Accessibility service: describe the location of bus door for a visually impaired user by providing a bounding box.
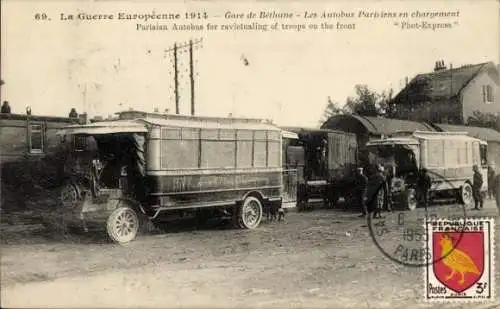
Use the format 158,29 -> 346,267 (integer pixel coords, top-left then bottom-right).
282,146 -> 304,208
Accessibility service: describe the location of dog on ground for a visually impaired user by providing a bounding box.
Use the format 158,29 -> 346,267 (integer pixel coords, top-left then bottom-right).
266,204 -> 285,222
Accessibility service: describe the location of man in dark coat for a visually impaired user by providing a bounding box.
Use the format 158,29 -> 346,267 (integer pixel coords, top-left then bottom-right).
494,173 -> 500,212
472,164 -> 484,210
369,165 -> 388,219
355,167 -> 368,217
1,101 -> 11,114
417,168 -> 432,211
69,108 -> 78,118
487,164 -> 496,199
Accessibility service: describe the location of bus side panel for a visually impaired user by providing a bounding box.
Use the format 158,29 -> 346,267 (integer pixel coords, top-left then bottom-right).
145,170 -> 282,208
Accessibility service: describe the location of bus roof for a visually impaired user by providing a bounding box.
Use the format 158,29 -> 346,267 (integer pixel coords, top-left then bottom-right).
281,130 -> 299,139
57,116 -> 280,136
366,130 -> 486,146
366,137 -> 419,146
139,116 -> 280,131
56,120 -> 148,135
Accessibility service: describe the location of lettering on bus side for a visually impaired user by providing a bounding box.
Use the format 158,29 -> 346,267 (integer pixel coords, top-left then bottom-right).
172,176 -> 188,192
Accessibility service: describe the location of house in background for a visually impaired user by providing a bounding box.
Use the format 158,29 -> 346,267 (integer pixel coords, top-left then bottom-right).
392,61 -> 500,125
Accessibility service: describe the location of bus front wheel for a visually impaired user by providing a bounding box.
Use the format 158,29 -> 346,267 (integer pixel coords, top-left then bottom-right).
237,196 -> 263,229
459,183 -> 473,206
106,206 -> 140,243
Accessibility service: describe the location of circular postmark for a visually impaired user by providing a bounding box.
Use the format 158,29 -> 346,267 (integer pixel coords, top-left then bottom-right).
367,169 -> 469,267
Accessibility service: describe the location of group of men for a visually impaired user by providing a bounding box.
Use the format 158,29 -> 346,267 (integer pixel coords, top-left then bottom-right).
353,163 -> 500,218
354,165 -> 390,219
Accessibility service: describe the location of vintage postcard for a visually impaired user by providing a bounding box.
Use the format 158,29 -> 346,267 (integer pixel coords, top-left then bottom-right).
1,0 -> 499,308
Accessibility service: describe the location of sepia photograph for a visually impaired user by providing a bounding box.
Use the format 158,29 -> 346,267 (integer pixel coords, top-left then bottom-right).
1,0 -> 499,308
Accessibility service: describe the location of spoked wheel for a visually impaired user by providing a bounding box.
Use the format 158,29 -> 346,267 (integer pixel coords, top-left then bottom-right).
106,205 -> 139,243
460,183 -> 473,206
237,196 -> 263,229
60,183 -> 80,208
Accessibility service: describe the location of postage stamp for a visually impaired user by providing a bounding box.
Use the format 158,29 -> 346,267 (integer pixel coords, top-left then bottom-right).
425,217 -> 495,301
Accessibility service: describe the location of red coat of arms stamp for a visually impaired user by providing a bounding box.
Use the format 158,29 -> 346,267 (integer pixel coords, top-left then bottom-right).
425,218 -> 495,301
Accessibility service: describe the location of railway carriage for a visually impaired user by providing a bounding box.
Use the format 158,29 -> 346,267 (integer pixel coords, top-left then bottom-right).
54,114 -> 283,243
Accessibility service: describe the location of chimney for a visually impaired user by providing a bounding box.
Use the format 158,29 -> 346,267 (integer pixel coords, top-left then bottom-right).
434,60 -> 448,72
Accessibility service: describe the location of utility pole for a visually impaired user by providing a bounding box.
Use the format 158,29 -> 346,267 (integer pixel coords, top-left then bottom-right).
189,40 -> 195,115
173,43 -> 179,114
164,38 -> 203,115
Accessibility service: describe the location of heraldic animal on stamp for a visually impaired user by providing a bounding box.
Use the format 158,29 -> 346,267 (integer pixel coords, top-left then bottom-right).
425,217 -> 495,301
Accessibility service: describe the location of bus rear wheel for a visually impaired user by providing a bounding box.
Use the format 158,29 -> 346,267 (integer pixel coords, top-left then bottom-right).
237,196 -> 263,229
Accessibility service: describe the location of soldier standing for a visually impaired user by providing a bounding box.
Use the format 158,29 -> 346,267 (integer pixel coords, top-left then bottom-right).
355,167 -> 368,217
1,101 -> 11,114
417,168 -> 432,211
487,164 -> 496,199
494,173 -> 500,211
370,165 -> 388,219
69,108 -> 78,118
472,165 -> 484,210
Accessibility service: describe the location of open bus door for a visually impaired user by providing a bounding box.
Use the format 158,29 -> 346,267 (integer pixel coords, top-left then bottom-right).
281,131 -> 302,208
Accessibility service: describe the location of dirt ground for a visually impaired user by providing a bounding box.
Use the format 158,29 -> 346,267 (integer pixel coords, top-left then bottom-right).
1,200 -> 499,309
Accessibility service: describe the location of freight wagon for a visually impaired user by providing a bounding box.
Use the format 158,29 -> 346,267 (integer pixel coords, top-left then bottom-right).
281,127 -> 358,210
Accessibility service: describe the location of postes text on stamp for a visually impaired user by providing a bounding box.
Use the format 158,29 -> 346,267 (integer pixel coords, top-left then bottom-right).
425,217 -> 495,301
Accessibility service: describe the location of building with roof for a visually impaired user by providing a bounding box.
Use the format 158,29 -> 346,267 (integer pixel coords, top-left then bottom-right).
392,61 -> 499,125
320,114 -> 436,165
431,123 -> 500,166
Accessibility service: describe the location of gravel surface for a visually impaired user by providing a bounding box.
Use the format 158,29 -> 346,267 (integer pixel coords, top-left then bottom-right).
1,200 -> 499,308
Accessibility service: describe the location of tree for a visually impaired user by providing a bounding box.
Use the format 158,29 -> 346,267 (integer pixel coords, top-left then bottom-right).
320,85 -> 397,125
318,96 -> 343,126
378,88 -> 396,118
342,84 -> 396,117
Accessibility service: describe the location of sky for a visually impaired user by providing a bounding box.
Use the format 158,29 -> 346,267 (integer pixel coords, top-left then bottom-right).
1,0 -> 499,127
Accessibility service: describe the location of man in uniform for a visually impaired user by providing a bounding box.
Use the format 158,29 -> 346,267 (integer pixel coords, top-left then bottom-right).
417,168 -> 432,211
370,165 -> 388,219
487,164 -> 496,199
472,164 -> 484,210
1,101 -> 11,114
355,167 -> 368,217
494,172 -> 500,211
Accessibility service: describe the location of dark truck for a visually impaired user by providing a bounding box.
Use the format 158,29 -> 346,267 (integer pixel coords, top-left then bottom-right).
281,127 -> 358,210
